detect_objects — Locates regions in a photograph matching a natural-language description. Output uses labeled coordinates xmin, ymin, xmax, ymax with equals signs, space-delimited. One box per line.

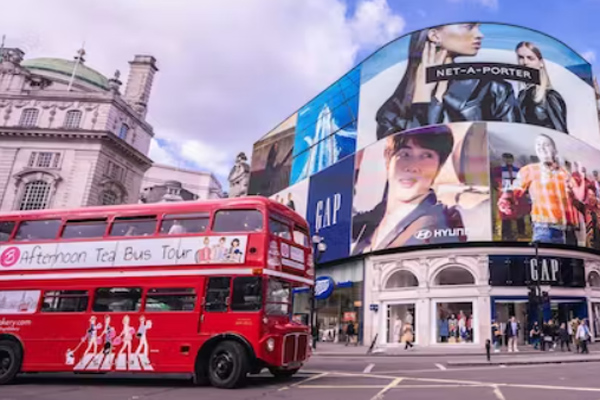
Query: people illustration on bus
xmin=195 ymin=237 xmax=212 ymax=263
xmin=135 ymin=315 xmax=153 ymax=362
xmin=118 ymin=315 xmax=135 ymax=360
xmin=101 ymin=315 xmax=117 ymax=356
xmin=227 ymin=238 xmax=243 ymax=263
xmin=212 ymin=237 xmax=228 ymax=261
xmin=83 ymin=316 xmax=100 ymax=356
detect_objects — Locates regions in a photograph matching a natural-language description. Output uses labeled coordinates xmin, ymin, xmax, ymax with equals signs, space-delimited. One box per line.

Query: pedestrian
xmin=491 ymin=320 xmax=502 ymax=352
xmin=559 ymin=323 xmax=571 ymax=352
xmin=530 ymin=321 xmax=541 ymax=350
xmin=402 ymin=323 xmax=414 ymax=350
xmin=505 ymin=316 xmax=520 ymax=352
xmin=345 ymin=321 xmax=356 ymax=346
xmin=576 ymin=319 xmax=591 ymax=354
xmin=572 ymin=318 xmax=581 ymax=353
xmin=542 ymin=320 xmax=554 ymax=351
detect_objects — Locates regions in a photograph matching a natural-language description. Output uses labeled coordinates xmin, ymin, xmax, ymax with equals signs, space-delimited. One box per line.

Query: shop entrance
xmin=385 ymin=303 xmax=416 ymax=345
xmin=493 ymin=300 xmax=528 ymax=345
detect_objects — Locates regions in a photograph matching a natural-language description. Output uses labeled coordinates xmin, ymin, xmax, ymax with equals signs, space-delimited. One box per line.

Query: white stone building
xmin=140 ymin=163 xmax=224 ymax=203
xmin=0 ymin=47 xmax=157 ymax=211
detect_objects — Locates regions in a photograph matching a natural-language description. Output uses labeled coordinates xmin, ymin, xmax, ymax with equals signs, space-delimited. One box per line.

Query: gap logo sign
xmin=306 ymin=156 xmax=354 ymax=263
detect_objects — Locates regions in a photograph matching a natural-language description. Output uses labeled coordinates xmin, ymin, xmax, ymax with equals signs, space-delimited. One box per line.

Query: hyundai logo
xmin=414 ymin=229 xmax=433 ymax=240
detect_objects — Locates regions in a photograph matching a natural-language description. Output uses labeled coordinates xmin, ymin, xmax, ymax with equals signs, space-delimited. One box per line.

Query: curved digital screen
xmin=248 ymin=22 xmax=599 ymax=263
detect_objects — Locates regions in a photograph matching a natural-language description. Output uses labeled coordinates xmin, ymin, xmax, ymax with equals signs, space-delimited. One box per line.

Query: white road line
xmin=278 ymin=371 xmax=328 ymax=391
xmin=363 ymin=363 xmax=375 ymax=373
xmin=492 ymin=385 xmax=507 ymax=400
xmin=435 ymin=363 xmax=446 ymax=370
xmin=369 ymin=377 xmax=403 ymax=400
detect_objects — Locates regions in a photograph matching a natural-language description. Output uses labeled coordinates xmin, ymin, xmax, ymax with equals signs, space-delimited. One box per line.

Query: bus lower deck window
xmin=41 ymin=290 xmax=89 ymax=312
xmin=145 ymin=288 xmax=197 ymax=312
xmin=93 ymin=288 xmax=142 ymax=312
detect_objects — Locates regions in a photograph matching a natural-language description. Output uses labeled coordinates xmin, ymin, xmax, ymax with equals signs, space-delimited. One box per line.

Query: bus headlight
xmin=266 ymin=338 xmax=275 ymax=352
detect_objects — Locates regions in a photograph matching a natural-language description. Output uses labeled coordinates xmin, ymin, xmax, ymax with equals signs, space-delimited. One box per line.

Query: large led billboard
xmin=248 ymin=22 xmax=600 ymax=263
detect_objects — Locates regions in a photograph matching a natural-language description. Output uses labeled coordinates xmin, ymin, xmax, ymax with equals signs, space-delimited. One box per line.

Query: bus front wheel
xmin=208 ymin=341 xmax=248 ymax=389
xmin=0 ymin=340 xmax=21 ymax=385
xmin=269 ymin=367 xmax=299 ymax=379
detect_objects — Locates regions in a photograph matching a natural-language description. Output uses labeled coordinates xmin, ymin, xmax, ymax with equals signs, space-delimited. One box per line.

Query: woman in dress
xmin=515 ymin=41 xmax=568 ymax=133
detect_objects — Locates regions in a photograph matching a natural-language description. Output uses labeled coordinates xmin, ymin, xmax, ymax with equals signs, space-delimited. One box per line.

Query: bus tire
xmin=269 ymin=367 xmax=299 ymax=379
xmin=207 ymin=341 xmax=248 ymax=389
xmin=0 ymin=340 xmax=21 ymax=385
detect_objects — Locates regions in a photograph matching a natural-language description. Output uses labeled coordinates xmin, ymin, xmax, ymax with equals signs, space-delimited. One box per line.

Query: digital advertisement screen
xmin=250 ymin=22 xmax=600 ymax=263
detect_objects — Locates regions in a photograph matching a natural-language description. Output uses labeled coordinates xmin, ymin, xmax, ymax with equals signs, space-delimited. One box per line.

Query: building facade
xmin=0 ymin=47 xmax=157 ymax=212
xmin=248 ymin=22 xmax=600 ymax=348
xmin=139 ymin=163 xmax=224 ymax=203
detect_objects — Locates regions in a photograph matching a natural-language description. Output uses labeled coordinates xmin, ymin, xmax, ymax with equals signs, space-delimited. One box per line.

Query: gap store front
xmin=249 ymin=22 xmax=600 ymax=348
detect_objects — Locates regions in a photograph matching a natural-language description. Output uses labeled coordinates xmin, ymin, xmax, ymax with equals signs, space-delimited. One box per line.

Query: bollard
xmin=485 ymin=339 xmax=491 ymax=362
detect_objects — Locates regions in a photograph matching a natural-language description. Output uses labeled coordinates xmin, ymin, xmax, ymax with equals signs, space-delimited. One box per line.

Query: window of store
xmin=435 ymin=302 xmax=475 ymax=344
xmin=386 ymin=303 xmax=416 ymax=345
xmin=385 ymin=270 xmax=418 ymax=289
xmin=434 ymin=267 xmax=475 ymax=285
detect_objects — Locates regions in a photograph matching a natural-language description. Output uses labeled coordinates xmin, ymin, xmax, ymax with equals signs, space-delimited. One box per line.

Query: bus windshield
xmin=265 ymin=278 xmax=291 ymax=316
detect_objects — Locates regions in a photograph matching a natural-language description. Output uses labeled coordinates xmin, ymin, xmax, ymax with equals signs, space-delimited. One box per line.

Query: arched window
xmin=385 ymin=270 xmax=419 ymax=289
xmin=434 ymin=266 xmax=475 ymax=286
xmin=64 ymin=110 xmax=82 ymax=129
xmin=19 ymin=108 xmax=39 ymax=127
xmin=19 ymin=180 xmax=50 ymax=210
xmin=101 ymin=190 xmax=118 ymax=206
xmin=589 ymin=271 xmax=600 ymax=288
xmin=119 ymin=123 xmax=129 ymax=139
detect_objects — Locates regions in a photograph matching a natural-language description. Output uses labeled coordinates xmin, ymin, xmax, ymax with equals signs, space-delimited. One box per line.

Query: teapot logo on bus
xmin=0 ymin=247 xmax=20 ymax=268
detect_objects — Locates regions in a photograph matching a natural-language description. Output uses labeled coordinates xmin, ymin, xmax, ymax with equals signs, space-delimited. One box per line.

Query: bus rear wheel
xmin=0 ymin=341 xmax=21 ymax=385
xmin=269 ymin=367 xmax=299 ymax=379
xmin=208 ymin=341 xmax=248 ymax=389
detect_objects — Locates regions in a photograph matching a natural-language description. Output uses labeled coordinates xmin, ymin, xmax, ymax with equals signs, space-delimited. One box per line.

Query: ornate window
xmin=27 ymin=152 xmax=61 ymax=169
xmin=19 ymin=108 xmax=39 ymax=127
xmin=589 ymin=271 xmax=600 ymax=288
xmin=105 ymin=160 xmax=125 ymax=181
xmin=385 ymin=270 xmax=419 ymax=289
xmin=64 ymin=110 xmax=82 ymax=129
xmin=101 ymin=190 xmax=118 ymax=206
xmin=119 ymin=123 xmax=129 ymax=139
xmin=19 ymin=180 xmax=51 ymax=210
xmin=434 ymin=266 xmax=476 ymax=286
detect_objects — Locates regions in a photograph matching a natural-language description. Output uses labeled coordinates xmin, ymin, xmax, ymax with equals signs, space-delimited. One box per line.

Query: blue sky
xmin=350 ymin=0 xmax=600 ymax=69
xmin=8 ymin=0 xmax=599 ymax=191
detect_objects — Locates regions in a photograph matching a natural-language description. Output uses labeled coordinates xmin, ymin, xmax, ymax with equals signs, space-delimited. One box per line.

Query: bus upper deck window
xmin=269 ymin=218 xmax=291 ymax=240
xmin=212 ymin=210 xmax=263 ymax=233
xmin=110 ymin=216 xmax=157 ymax=237
xmin=0 ymin=221 xmax=15 ymax=242
xmin=160 ymin=213 xmax=210 ymax=235
xmin=14 ymin=219 xmax=61 ymax=241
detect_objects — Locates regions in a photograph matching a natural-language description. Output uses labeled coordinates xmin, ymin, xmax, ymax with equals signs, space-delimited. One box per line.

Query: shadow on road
xmin=12 ymin=372 xmax=304 ymax=389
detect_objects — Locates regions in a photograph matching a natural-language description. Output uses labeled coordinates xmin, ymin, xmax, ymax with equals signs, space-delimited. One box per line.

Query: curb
xmin=312 ymin=350 xmax=544 ymax=358
xmin=448 ymin=356 xmax=600 ymax=367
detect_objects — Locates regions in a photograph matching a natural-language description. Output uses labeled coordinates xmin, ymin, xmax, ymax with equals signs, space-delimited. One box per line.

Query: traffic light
xmin=542 ymin=291 xmax=550 ymax=305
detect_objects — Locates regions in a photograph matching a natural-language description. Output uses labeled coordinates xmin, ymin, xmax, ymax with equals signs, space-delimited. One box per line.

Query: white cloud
xmin=582 ymin=50 xmax=596 ymax=63
xmin=1 ymin=0 xmax=405 ymax=184
xmin=446 ymin=0 xmax=499 ymax=9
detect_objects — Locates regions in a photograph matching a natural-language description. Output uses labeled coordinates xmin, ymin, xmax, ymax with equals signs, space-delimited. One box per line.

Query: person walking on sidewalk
xmin=530 ymin=321 xmax=541 ymax=350
xmin=345 ymin=321 xmax=357 ymax=346
xmin=402 ymin=323 xmax=414 ymax=350
xmin=559 ymin=322 xmax=571 ymax=352
xmin=505 ymin=316 xmax=520 ymax=352
xmin=576 ymin=319 xmax=591 ymax=354
xmin=491 ymin=320 xmax=502 ymax=352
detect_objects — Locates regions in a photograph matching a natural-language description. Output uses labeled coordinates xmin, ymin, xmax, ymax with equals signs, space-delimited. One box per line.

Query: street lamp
xmin=310 ymin=234 xmax=327 ymax=350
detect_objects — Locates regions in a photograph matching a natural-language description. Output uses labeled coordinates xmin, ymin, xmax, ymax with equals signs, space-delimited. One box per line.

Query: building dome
xmin=22 ymin=57 xmax=109 ymax=90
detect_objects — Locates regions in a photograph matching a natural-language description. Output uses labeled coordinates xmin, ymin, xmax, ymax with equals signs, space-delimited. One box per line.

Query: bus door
xmin=200 ymin=277 xmax=231 ymax=336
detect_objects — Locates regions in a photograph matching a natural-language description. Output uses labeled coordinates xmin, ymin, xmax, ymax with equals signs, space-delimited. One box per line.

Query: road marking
xmin=435 ymin=363 xmax=446 ymax=370
xmin=363 ymin=363 xmax=375 ymax=373
xmin=492 ymin=385 xmax=507 ymax=400
xmin=278 ymin=371 xmax=328 ymax=391
xmin=394 ymin=384 xmax=489 ymax=389
xmin=299 ymin=385 xmax=386 ymax=389
xmin=370 ymin=377 xmax=403 ymax=400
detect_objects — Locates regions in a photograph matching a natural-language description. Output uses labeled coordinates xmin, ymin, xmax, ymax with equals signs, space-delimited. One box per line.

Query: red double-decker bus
xmin=0 ymin=197 xmax=313 ymax=388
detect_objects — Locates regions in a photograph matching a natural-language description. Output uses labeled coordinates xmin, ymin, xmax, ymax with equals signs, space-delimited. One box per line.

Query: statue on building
xmin=228 ymin=152 xmax=250 ymax=198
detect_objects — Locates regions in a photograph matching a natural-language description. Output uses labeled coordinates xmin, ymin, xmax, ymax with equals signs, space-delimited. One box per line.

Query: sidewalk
xmin=312 ymin=341 xmax=600 ymax=358
xmin=448 ymin=352 xmax=600 ymax=366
